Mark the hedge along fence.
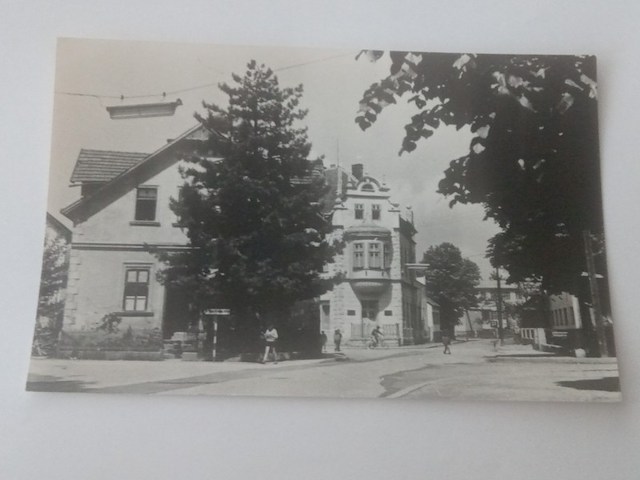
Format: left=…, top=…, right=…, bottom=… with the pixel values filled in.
left=57, top=327, right=164, bottom=360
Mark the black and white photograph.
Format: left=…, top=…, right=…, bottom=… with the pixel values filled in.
left=26, top=38, right=620, bottom=402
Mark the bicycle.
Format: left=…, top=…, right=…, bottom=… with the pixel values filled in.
left=367, top=335, right=386, bottom=349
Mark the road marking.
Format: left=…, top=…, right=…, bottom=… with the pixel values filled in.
left=386, top=378, right=442, bottom=399
left=385, top=372, right=481, bottom=399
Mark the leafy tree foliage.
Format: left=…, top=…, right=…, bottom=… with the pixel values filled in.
left=159, top=61, right=338, bottom=330
left=33, top=234, right=68, bottom=355
left=421, top=243, right=481, bottom=334
left=357, top=52, right=604, bottom=297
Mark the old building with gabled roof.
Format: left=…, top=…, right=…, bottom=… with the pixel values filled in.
left=59, top=125, right=209, bottom=359
left=70, top=149, right=150, bottom=197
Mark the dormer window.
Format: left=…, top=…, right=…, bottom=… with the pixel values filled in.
left=361, top=183, right=375, bottom=192
left=135, top=186, right=158, bottom=221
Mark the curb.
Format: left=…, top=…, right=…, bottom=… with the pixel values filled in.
left=485, top=355, right=619, bottom=364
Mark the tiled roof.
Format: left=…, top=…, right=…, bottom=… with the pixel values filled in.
left=70, top=149, right=149, bottom=183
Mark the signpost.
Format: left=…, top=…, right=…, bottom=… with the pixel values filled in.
left=495, top=268, right=504, bottom=346
left=204, top=309, right=231, bottom=316
left=203, top=309, right=231, bottom=361
left=582, top=230, right=608, bottom=357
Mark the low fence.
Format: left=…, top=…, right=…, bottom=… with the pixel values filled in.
left=350, top=323, right=401, bottom=345
left=520, top=327, right=546, bottom=345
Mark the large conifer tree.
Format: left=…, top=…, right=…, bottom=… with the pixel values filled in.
left=160, top=61, right=337, bottom=331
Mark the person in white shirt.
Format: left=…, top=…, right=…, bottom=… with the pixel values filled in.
left=262, top=325, right=279, bottom=364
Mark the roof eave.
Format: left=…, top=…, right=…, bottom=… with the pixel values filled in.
left=61, top=124, right=206, bottom=223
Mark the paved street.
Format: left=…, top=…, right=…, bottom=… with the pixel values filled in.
left=26, top=339, right=621, bottom=402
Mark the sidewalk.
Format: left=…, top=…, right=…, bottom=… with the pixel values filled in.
left=26, top=341, right=452, bottom=393
left=486, top=342, right=619, bottom=364
left=26, top=356, right=330, bottom=391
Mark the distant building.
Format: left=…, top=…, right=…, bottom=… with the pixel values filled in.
left=319, top=164, right=424, bottom=346
left=456, top=281, right=525, bottom=336
left=422, top=294, right=441, bottom=342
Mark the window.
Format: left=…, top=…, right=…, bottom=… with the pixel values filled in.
left=368, top=242, right=382, bottom=269
left=353, top=242, right=365, bottom=270
left=361, top=183, right=374, bottom=192
left=354, top=203, right=364, bottom=220
left=384, top=310, right=393, bottom=316
left=347, top=310, right=356, bottom=316
left=320, top=302, right=331, bottom=331
left=123, top=268, right=150, bottom=311
left=372, top=204, right=381, bottom=220
left=383, top=243, right=391, bottom=268
left=361, top=300, right=378, bottom=320
left=135, top=187, right=158, bottom=221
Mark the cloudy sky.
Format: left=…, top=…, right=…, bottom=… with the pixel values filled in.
left=49, top=38, right=500, bottom=278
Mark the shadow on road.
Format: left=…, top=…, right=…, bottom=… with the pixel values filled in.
left=556, top=376, right=620, bottom=392
left=26, top=375, right=95, bottom=393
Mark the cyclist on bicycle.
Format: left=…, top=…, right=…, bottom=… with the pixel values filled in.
left=370, top=326, right=384, bottom=348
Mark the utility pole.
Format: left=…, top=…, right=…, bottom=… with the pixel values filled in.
left=583, top=230, right=608, bottom=357
left=495, top=267, right=504, bottom=345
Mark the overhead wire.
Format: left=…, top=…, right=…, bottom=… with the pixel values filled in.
left=54, top=52, right=354, bottom=102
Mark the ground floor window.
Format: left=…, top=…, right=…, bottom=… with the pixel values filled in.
left=123, top=267, right=150, bottom=311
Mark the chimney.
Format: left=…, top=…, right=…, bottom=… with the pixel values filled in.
left=351, top=163, right=364, bottom=181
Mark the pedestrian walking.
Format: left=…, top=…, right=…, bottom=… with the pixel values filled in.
left=320, top=330, right=328, bottom=353
left=442, top=333, right=451, bottom=354
left=262, top=324, right=279, bottom=364
left=333, top=329, right=342, bottom=352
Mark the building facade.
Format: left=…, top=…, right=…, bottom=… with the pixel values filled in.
left=319, top=164, right=424, bottom=347
left=57, top=124, right=426, bottom=358
left=456, top=281, right=525, bottom=336
left=58, top=126, right=208, bottom=359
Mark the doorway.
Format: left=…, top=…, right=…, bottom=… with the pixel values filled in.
left=162, top=286, right=197, bottom=339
